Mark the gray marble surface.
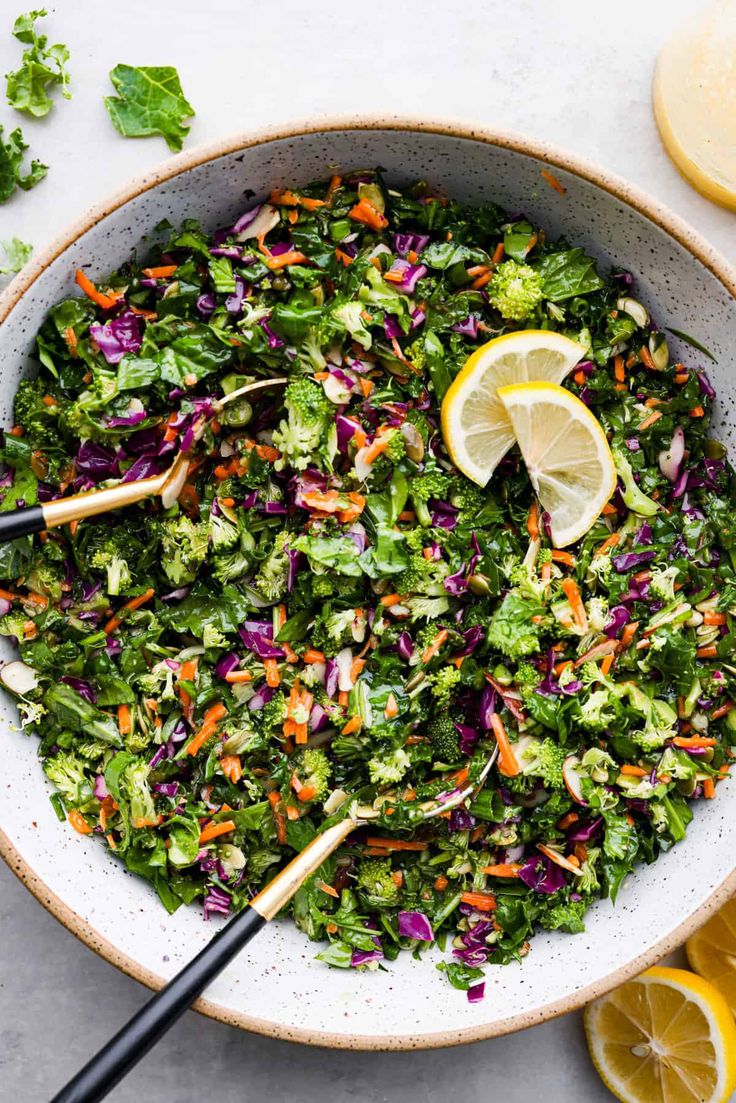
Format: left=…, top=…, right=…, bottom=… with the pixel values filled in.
left=1, top=0, right=733, bottom=1099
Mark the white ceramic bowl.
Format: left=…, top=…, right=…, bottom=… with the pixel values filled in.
left=2, top=117, right=736, bottom=1050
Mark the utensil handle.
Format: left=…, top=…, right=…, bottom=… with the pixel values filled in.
left=0, top=504, right=45, bottom=541
left=50, top=816, right=356, bottom=1103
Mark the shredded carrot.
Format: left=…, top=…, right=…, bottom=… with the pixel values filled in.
left=490, top=713, right=519, bottom=777
left=341, top=715, right=362, bottom=735
left=620, top=764, right=648, bottom=777
left=316, top=878, right=339, bottom=898
left=363, top=435, right=390, bottom=465
left=619, top=621, right=639, bottom=650
left=703, top=612, right=727, bottom=626
left=75, top=268, right=120, bottom=310
left=303, top=648, right=326, bottom=664
left=690, top=405, right=705, bottom=418
left=380, top=593, right=402, bottom=608
left=561, top=577, right=588, bottom=631
left=556, top=812, right=579, bottom=830
left=600, top=653, right=615, bottom=676
left=263, top=249, right=309, bottom=271
left=0, top=588, right=15, bottom=602
left=104, top=587, right=154, bottom=634
left=384, top=693, right=399, bottom=719
left=482, top=863, right=522, bottom=878
left=263, top=657, right=280, bottom=687
left=348, top=198, right=389, bottom=231
left=703, top=777, right=716, bottom=799
left=225, top=669, right=253, bottom=683
left=434, top=874, right=449, bottom=891
left=710, top=700, right=734, bottom=720
left=613, top=354, right=625, bottom=383
left=551, top=550, right=575, bottom=567
left=298, top=783, right=318, bottom=803
left=335, top=247, right=354, bottom=267
left=350, top=657, right=366, bottom=682
left=324, top=174, right=342, bottom=205
left=186, top=702, right=228, bottom=757
left=639, top=345, right=658, bottom=372
left=672, top=735, right=717, bottom=749
left=364, top=837, right=428, bottom=852
left=62, top=328, right=78, bottom=357
left=142, top=265, right=178, bottom=279
left=68, top=809, right=92, bottom=835
left=594, top=532, right=620, bottom=557
left=220, top=755, right=243, bottom=784
left=460, top=891, right=497, bottom=912
left=527, top=501, right=539, bottom=539
left=422, top=628, right=448, bottom=664
left=117, top=704, right=131, bottom=735
left=638, top=410, right=662, bottom=431
left=697, top=645, right=719, bottom=660
left=540, top=168, right=566, bottom=194
left=338, top=690, right=348, bottom=707
left=199, top=820, right=236, bottom=844
left=492, top=242, right=505, bottom=264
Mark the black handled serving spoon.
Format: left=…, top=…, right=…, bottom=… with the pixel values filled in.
left=50, top=748, right=498, bottom=1103
left=0, top=377, right=288, bottom=543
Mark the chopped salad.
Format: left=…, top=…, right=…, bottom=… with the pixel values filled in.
left=1, top=171, right=734, bottom=997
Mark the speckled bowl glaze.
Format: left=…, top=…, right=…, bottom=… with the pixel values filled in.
left=2, top=117, right=736, bottom=1051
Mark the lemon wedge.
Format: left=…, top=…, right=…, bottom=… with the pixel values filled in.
left=440, top=330, right=585, bottom=486
left=497, top=381, right=616, bottom=547
left=653, top=0, right=736, bottom=211
left=687, top=896, right=736, bottom=1014
left=584, top=966, right=736, bottom=1103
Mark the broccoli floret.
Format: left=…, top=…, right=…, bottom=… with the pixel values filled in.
left=43, top=752, right=92, bottom=806
left=649, top=565, right=680, bottom=603
left=382, top=428, right=406, bottom=463
left=428, top=712, right=460, bottom=762
left=395, top=551, right=433, bottom=594
left=0, top=610, right=32, bottom=639
left=293, top=747, right=332, bottom=801
left=311, top=608, right=364, bottom=657
left=211, top=544, right=252, bottom=583
left=408, top=464, right=451, bottom=527
left=121, top=759, right=157, bottom=828
left=272, top=378, right=335, bottom=472
left=159, top=515, right=208, bottom=586
left=613, top=449, right=659, bottom=517
left=332, top=731, right=368, bottom=760
left=17, top=698, right=47, bottom=729
left=577, top=689, right=617, bottom=731
left=25, top=559, right=65, bottom=602
left=89, top=531, right=134, bottom=597
left=487, top=589, right=545, bottom=660
left=356, top=858, right=400, bottom=908
left=368, top=746, right=411, bottom=785
left=487, top=260, right=543, bottom=321
left=257, top=692, right=288, bottom=733
left=209, top=510, right=241, bottom=552
left=515, top=662, right=540, bottom=691
left=519, top=737, right=566, bottom=789
left=253, top=531, right=290, bottom=603
left=430, top=666, right=461, bottom=706
left=406, top=594, right=450, bottom=621
left=579, top=747, right=616, bottom=783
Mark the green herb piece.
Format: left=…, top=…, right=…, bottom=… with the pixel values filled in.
left=0, top=235, right=31, bottom=273
left=0, top=124, right=46, bottom=201
left=104, top=64, right=195, bottom=152
left=6, top=9, right=71, bottom=117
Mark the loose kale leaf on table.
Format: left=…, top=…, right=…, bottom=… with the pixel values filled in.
left=0, top=236, right=32, bottom=273
left=0, top=124, right=47, bottom=201
left=104, top=64, right=195, bottom=152
left=6, top=8, right=71, bottom=117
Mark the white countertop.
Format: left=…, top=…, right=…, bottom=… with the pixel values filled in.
left=0, top=1, right=733, bottom=1100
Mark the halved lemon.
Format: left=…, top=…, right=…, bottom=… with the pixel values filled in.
left=440, top=330, right=585, bottom=486
left=584, top=966, right=736, bottom=1103
left=497, top=381, right=616, bottom=547
left=653, top=1, right=736, bottom=211
left=687, top=897, right=736, bottom=1014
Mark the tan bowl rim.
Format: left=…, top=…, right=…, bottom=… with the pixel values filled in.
left=2, top=113, right=736, bottom=1051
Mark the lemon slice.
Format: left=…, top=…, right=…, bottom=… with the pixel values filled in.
left=440, top=330, right=585, bottom=486
left=653, top=1, right=736, bottom=211
left=687, top=897, right=736, bottom=1014
left=584, top=966, right=736, bottom=1103
left=497, top=381, right=616, bottom=547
